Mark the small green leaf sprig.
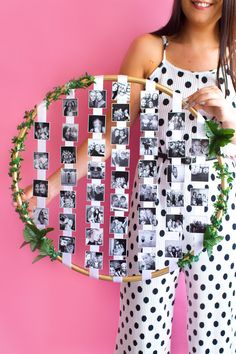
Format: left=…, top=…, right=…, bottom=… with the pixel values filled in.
left=9, top=73, right=96, bottom=263
left=178, top=120, right=235, bottom=269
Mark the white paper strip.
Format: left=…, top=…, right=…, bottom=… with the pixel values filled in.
left=90, top=245, right=100, bottom=252
left=172, top=92, right=183, bottom=112
left=145, top=79, right=156, bottom=91
left=62, top=253, right=72, bottom=268
left=94, top=76, right=104, bottom=91
left=89, top=268, right=100, bottom=279
left=93, top=108, right=103, bottom=116
left=168, top=259, right=179, bottom=272
left=141, top=270, right=152, bottom=281
left=112, top=276, right=123, bottom=283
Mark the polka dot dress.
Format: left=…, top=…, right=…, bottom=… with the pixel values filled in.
left=115, top=36, right=236, bottom=354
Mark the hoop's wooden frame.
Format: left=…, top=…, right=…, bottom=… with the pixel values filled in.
left=12, top=75, right=226, bottom=282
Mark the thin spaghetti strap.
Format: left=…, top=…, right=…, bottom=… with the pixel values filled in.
left=161, top=35, right=169, bottom=61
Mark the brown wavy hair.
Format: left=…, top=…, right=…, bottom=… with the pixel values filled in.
left=150, top=0, right=236, bottom=95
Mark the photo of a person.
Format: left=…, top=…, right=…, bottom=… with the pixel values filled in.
left=168, top=140, right=185, bottom=158
left=87, top=184, right=105, bottom=201
left=191, top=139, right=209, bottom=157
left=85, top=228, right=103, bottom=246
left=59, top=213, right=76, bottom=231
left=61, top=168, right=77, bottom=186
left=88, top=139, right=105, bottom=157
left=62, top=99, right=78, bottom=116
left=138, top=160, right=157, bottom=178
left=140, top=137, right=158, bottom=156
left=111, top=149, right=130, bottom=167
left=59, top=236, right=75, bottom=254
left=140, top=91, right=159, bottom=109
left=191, top=165, right=209, bottom=182
left=60, top=191, right=76, bottom=208
left=140, top=113, right=159, bottom=131
left=33, top=180, right=48, bottom=198
left=138, top=230, right=156, bottom=248
left=110, top=193, right=129, bottom=212
left=165, top=240, right=182, bottom=259
left=168, top=112, right=185, bottom=130
left=110, top=217, right=128, bottom=234
left=111, top=127, right=129, bottom=145
left=88, top=90, right=107, bottom=108
left=88, top=115, right=106, bottom=133
left=109, top=238, right=127, bottom=256
left=112, top=82, right=131, bottom=101
left=189, top=216, right=208, bottom=233
left=34, top=122, right=50, bottom=140
left=86, top=206, right=104, bottom=224
left=111, top=171, right=129, bottom=189
left=139, top=184, right=158, bottom=202
left=61, top=147, right=76, bottom=164
left=87, top=161, right=105, bottom=180
left=167, top=165, right=185, bottom=183
left=112, top=103, right=130, bottom=121
left=138, top=252, right=156, bottom=271
left=109, top=260, right=127, bottom=277
left=85, top=251, right=103, bottom=269
left=33, top=152, right=49, bottom=170
left=191, top=189, right=209, bottom=207
left=62, top=124, right=78, bottom=142
left=33, top=208, right=49, bottom=226
left=166, top=190, right=184, bottom=207
left=166, top=214, right=183, bottom=232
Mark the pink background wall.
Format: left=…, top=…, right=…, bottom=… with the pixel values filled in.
left=0, top=1, right=188, bottom=353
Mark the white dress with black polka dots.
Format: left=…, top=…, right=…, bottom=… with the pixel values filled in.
left=115, top=36, right=236, bottom=354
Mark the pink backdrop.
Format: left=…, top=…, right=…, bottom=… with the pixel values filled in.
left=0, top=1, right=188, bottom=353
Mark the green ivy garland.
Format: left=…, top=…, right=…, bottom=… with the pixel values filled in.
left=9, top=73, right=235, bottom=271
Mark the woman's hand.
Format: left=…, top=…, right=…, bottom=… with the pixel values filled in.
left=186, top=85, right=236, bottom=125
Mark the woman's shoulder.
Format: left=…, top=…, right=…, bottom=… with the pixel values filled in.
left=119, top=33, right=164, bottom=79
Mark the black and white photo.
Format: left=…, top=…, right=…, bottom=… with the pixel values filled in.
left=167, top=190, right=184, bottom=207
left=33, top=152, right=49, bottom=170
left=111, top=171, right=129, bottom=189
left=168, top=140, right=186, bottom=158
left=62, top=98, right=78, bottom=116
left=85, top=228, right=103, bottom=246
left=88, top=139, right=105, bottom=157
left=33, top=180, right=48, bottom=198
left=34, top=122, right=50, bottom=140
left=139, top=184, right=158, bottom=202
left=62, top=123, right=78, bottom=142
left=85, top=251, right=103, bottom=269
left=61, top=146, right=76, bottom=164
left=109, top=260, right=127, bottom=276
left=140, top=113, right=159, bottom=131
left=111, top=127, right=129, bottom=145
left=140, top=91, right=159, bottom=109
left=110, top=216, right=128, bottom=234
left=166, top=214, right=183, bottom=232
left=86, top=206, right=104, bottom=224
left=138, top=252, right=156, bottom=271
left=191, top=139, right=209, bottom=157
left=59, top=236, right=76, bottom=254
left=165, top=240, right=182, bottom=258
left=139, top=207, right=157, bottom=226
left=33, top=207, right=49, bottom=226
left=59, top=213, right=76, bottom=231
left=112, top=82, right=131, bottom=101
left=138, top=230, right=156, bottom=248
left=138, top=160, right=157, bottom=178
left=88, top=90, right=107, bottom=108
left=88, top=115, right=106, bottom=133
left=168, top=112, right=185, bottom=130
left=110, top=193, right=129, bottom=212
left=60, top=190, right=76, bottom=208
left=87, top=161, right=105, bottom=180
left=87, top=184, right=105, bottom=201
left=111, top=149, right=130, bottom=167
left=191, top=164, right=209, bottom=182
left=61, top=168, right=77, bottom=186
left=190, top=216, right=208, bottom=233
left=112, top=103, right=130, bottom=121
left=167, top=164, right=185, bottom=183
left=191, top=188, right=208, bottom=206
left=140, top=137, right=158, bottom=156
left=109, top=238, right=127, bottom=256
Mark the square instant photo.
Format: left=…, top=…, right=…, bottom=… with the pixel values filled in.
left=112, top=82, right=131, bottom=102
left=87, top=184, right=105, bottom=202
left=34, top=122, right=50, bottom=140
left=62, top=123, right=78, bottom=142
left=87, top=161, right=105, bottom=180
left=110, top=193, right=129, bottom=212
left=138, top=160, right=157, bottom=178
left=139, top=184, right=158, bottom=203
left=60, top=190, right=76, bottom=209
left=109, top=260, right=127, bottom=277
left=110, top=216, right=128, bottom=235
left=139, top=207, right=157, bottom=226
left=189, top=216, right=208, bottom=233
left=88, top=90, right=107, bottom=109
left=111, top=171, right=129, bottom=189
left=191, top=164, right=209, bottom=182
left=88, top=139, right=105, bottom=157
left=33, top=180, right=48, bottom=198
left=33, top=207, right=49, bottom=226
left=85, top=228, right=103, bottom=246
left=86, top=205, right=104, bottom=224
left=167, top=164, right=185, bottom=183
left=191, top=188, right=209, bottom=207
left=59, top=213, right=76, bottom=231
left=167, top=190, right=184, bottom=207
left=140, top=137, right=158, bottom=156
left=140, top=90, right=159, bottom=109
left=191, top=139, right=209, bottom=157
left=111, top=149, right=130, bottom=168
left=138, top=251, right=156, bottom=271
left=166, top=214, right=184, bottom=232
left=111, top=127, right=129, bottom=145
left=85, top=251, right=103, bottom=269
left=140, top=113, right=159, bottom=131
left=61, top=146, right=76, bottom=164
left=88, top=115, right=106, bottom=134
left=109, top=238, right=127, bottom=257
left=61, top=168, right=77, bottom=186
left=138, top=230, right=156, bottom=248
left=112, top=103, right=130, bottom=122
left=165, top=240, right=182, bottom=258
left=59, top=236, right=75, bottom=254
left=168, top=140, right=186, bottom=158
left=33, top=152, right=49, bottom=170
left=62, top=98, right=78, bottom=117
left=168, top=112, right=185, bottom=130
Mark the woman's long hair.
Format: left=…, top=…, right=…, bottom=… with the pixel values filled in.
left=151, top=0, right=236, bottom=95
